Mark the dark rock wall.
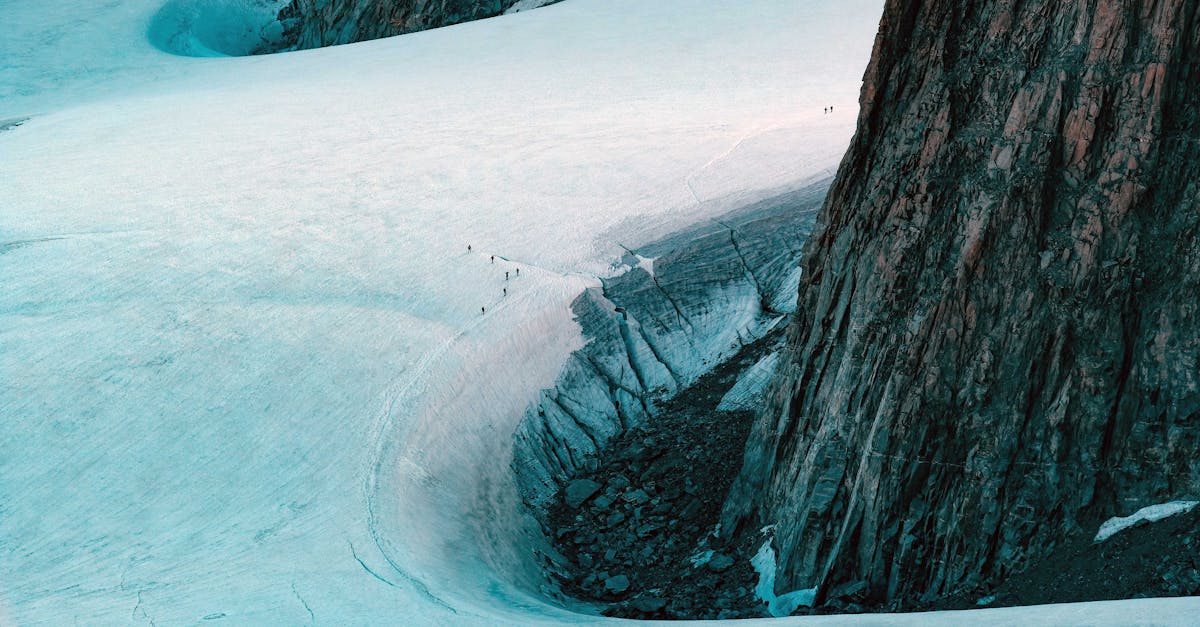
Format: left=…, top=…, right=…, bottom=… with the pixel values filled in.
left=276, top=0, right=522, bottom=50
left=724, top=0, right=1200, bottom=605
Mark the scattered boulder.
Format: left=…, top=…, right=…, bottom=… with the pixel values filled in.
left=604, top=574, right=631, bottom=595
left=623, top=489, right=650, bottom=505
left=564, top=479, right=602, bottom=508
left=707, top=552, right=735, bottom=573
left=631, top=596, right=667, bottom=612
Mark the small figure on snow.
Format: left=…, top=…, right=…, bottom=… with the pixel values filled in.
left=503, top=287, right=507, bottom=297
left=491, top=255, right=495, bottom=263
left=481, top=306, right=486, bottom=314
left=515, top=268, right=519, bottom=277
left=505, top=271, right=510, bottom=280
left=468, top=244, right=472, bottom=252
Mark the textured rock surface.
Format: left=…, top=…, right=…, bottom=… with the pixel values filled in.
left=724, top=0, right=1200, bottom=606
left=275, top=0, right=529, bottom=50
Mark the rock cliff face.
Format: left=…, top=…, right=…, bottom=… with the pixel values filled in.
left=275, top=0, right=526, bottom=50
left=724, top=0, right=1200, bottom=606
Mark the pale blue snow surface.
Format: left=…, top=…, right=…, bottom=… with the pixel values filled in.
left=1, top=0, right=880, bottom=624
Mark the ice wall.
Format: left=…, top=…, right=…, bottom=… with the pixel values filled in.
left=512, top=183, right=825, bottom=518
left=148, top=0, right=289, bottom=55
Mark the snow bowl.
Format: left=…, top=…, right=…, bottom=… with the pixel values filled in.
left=148, top=0, right=288, bottom=56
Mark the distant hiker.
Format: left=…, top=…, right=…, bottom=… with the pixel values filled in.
left=515, top=268, right=520, bottom=276
left=468, top=244, right=472, bottom=252
left=481, top=306, right=486, bottom=314
left=830, top=105, right=834, bottom=112
left=505, top=271, right=510, bottom=280
left=491, top=255, right=495, bottom=263
left=824, top=107, right=828, bottom=114
left=503, top=287, right=507, bottom=296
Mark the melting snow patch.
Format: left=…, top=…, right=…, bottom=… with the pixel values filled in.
left=751, top=539, right=815, bottom=617
left=1094, top=500, right=1199, bottom=542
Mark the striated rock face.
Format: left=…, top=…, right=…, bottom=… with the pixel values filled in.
left=275, top=0, right=529, bottom=50
left=724, top=0, right=1200, bottom=606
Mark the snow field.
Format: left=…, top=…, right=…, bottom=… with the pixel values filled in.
left=1, top=0, right=879, bottom=623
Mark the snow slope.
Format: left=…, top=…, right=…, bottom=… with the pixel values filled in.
left=2, top=1, right=1197, bottom=625
left=1, top=1, right=873, bottom=624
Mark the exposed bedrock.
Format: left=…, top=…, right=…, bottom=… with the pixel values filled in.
left=724, top=0, right=1200, bottom=607
left=511, top=182, right=826, bottom=516
left=274, top=0, right=551, bottom=51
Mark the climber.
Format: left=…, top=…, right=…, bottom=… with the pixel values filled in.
left=505, top=271, right=510, bottom=280
left=503, top=287, right=507, bottom=297
left=481, top=306, right=485, bottom=314
left=491, top=255, right=495, bottom=263
left=467, top=244, right=472, bottom=252
left=515, top=268, right=519, bottom=277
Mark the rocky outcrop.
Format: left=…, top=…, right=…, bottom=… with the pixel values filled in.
left=275, top=0, right=528, bottom=50
left=724, top=0, right=1200, bottom=607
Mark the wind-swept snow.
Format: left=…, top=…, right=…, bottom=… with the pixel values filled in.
left=2, top=1, right=876, bottom=623
left=3, top=1, right=1199, bottom=625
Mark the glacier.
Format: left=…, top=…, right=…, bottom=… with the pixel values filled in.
left=2, top=0, right=1199, bottom=625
